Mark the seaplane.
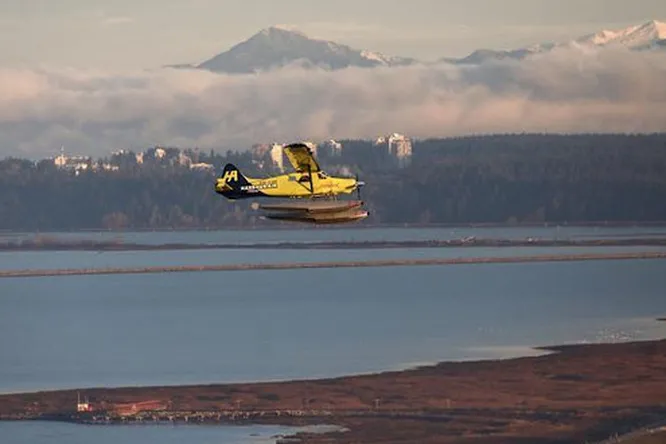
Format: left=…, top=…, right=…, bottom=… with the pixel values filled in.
left=214, top=142, right=369, bottom=224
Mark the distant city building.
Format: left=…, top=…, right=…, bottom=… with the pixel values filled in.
left=250, top=143, right=271, bottom=170
left=320, top=139, right=342, bottom=157
left=107, top=146, right=211, bottom=172
left=178, top=152, right=192, bottom=167
left=137, top=146, right=192, bottom=167
left=374, top=133, right=412, bottom=167
left=270, top=143, right=284, bottom=172
left=100, top=163, right=119, bottom=171
left=77, top=392, right=92, bottom=412
left=190, top=162, right=214, bottom=171
left=251, top=143, right=271, bottom=159
left=52, top=147, right=92, bottom=175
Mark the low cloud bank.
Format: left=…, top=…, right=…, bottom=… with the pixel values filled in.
left=1, top=46, right=666, bottom=158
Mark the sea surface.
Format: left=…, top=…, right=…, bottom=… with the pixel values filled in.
left=1, top=226, right=666, bottom=443
left=0, top=421, right=343, bottom=444
left=3, top=224, right=666, bottom=245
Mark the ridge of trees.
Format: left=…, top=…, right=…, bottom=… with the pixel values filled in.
left=1, top=133, right=665, bottom=230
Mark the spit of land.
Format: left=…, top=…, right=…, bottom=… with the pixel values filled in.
left=2, top=337, right=666, bottom=444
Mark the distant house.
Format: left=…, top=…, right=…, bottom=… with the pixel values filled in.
left=52, top=148, right=92, bottom=176
left=77, top=392, right=92, bottom=412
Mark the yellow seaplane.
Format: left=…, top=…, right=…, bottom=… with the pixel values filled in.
left=214, top=142, right=368, bottom=224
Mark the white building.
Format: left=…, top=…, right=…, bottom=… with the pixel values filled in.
left=389, top=133, right=412, bottom=167
left=77, top=392, right=92, bottom=412
left=250, top=143, right=271, bottom=170
left=251, top=143, right=271, bottom=159
left=178, top=151, right=192, bottom=167
left=190, top=162, right=214, bottom=171
left=320, top=139, right=342, bottom=157
left=270, top=143, right=284, bottom=172
left=52, top=147, right=92, bottom=175
left=100, top=163, right=119, bottom=171
left=375, top=133, right=413, bottom=167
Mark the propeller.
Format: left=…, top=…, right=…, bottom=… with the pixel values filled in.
left=355, top=173, right=365, bottom=200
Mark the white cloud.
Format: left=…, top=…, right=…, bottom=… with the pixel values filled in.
left=1, top=45, right=666, bottom=159
left=103, top=16, right=134, bottom=26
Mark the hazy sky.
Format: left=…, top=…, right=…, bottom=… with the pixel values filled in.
left=2, top=0, right=666, bottom=159
left=1, top=0, right=665, bottom=69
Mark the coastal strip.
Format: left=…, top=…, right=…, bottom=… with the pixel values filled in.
left=2, top=237, right=666, bottom=252
left=2, top=338, right=666, bottom=443
left=1, top=251, right=666, bottom=278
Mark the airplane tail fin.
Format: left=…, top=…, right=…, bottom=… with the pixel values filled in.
left=215, top=163, right=252, bottom=199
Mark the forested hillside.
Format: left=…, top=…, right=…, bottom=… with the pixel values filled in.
left=1, top=134, right=665, bottom=230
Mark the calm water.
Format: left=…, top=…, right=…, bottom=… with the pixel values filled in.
left=0, top=421, right=343, bottom=444
left=1, top=227, right=665, bottom=443
left=2, top=245, right=665, bottom=271
left=3, top=225, right=666, bottom=246
left=2, top=257, right=665, bottom=392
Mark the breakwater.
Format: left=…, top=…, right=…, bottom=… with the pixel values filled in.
left=1, top=251, right=665, bottom=278
left=3, top=237, right=666, bottom=252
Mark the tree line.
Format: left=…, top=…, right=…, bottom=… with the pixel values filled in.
left=1, top=133, right=665, bottom=231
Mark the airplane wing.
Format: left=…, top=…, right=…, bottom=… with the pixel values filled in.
left=283, top=143, right=321, bottom=173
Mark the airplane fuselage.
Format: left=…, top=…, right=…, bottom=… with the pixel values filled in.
left=215, top=169, right=360, bottom=200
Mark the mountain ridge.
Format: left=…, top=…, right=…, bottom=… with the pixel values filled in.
left=444, top=19, right=666, bottom=65
left=175, top=19, right=666, bottom=73
left=194, top=25, right=416, bottom=73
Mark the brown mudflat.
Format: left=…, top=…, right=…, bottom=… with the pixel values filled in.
left=2, top=338, right=666, bottom=443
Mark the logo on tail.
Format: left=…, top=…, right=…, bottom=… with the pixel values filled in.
left=215, top=163, right=253, bottom=199
left=221, top=168, right=238, bottom=184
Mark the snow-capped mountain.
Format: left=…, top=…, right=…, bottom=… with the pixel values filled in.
left=446, top=20, right=666, bottom=65
left=171, top=20, right=666, bottom=73
left=574, top=19, right=666, bottom=49
left=195, top=26, right=417, bottom=74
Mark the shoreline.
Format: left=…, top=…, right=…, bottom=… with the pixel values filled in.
left=1, top=251, right=665, bottom=279
left=0, top=346, right=558, bottom=398
left=2, top=237, right=666, bottom=252
left=0, top=334, right=653, bottom=398
left=2, top=220, right=666, bottom=234
left=3, top=331, right=666, bottom=443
